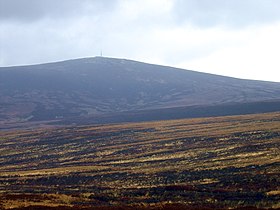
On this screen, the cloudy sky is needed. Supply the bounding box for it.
[1,0,280,82]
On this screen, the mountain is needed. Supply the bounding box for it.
[1,57,280,126]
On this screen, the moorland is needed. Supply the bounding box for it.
[0,112,279,209]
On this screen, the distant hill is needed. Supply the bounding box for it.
[1,57,280,126]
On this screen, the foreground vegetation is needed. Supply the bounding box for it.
[0,112,279,209]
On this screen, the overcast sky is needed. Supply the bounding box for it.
[1,0,280,82]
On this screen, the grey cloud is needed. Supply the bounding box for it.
[0,0,117,22]
[2,0,279,26]
[172,0,280,27]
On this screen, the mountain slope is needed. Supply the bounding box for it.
[1,57,280,124]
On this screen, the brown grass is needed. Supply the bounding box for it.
[0,112,279,209]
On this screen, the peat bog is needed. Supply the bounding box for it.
[0,112,279,209]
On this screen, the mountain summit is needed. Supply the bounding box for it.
[1,57,280,125]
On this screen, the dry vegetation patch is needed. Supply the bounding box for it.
[0,112,279,209]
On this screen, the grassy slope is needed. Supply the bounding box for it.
[0,112,279,209]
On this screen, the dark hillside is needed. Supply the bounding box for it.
[1,57,280,126]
